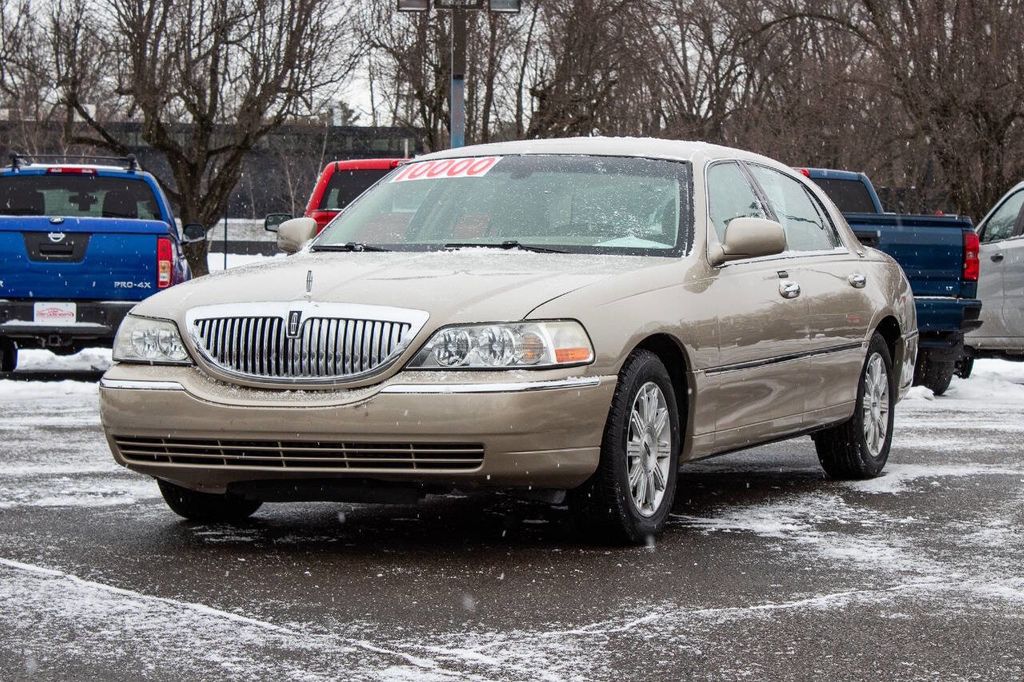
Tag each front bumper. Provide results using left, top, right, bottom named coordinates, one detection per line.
left=99, top=364, right=616, bottom=495
left=0, top=299, right=135, bottom=348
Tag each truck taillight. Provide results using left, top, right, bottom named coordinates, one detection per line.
left=157, top=237, right=173, bottom=288
left=963, top=231, right=980, bottom=282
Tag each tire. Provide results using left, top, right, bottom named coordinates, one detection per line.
left=955, top=351, right=974, bottom=379
left=570, top=350, right=681, bottom=544
left=813, top=333, right=895, bottom=480
left=157, top=478, right=262, bottom=522
left=0, top=339, right=16, bottom=373
left=914, top=353, right=955, bottom=395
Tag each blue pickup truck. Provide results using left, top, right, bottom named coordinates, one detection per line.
left=802, top=168, right=982, bottom=394
left=0, top=155, right=194, bottom=373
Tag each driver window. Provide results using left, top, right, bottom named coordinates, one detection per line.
left=981, top=190, right=1024, bottom=243
left=706, top=162, right=766, bottom=241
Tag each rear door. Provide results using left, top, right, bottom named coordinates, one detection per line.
left=975, top=188, right=1024, bottom=343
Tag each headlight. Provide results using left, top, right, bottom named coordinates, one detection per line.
left=408, top=321, right=593, bottom=369
left=112, top=315, right=191, bottom=365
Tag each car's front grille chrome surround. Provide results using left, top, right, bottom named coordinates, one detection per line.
left=185, top=302, right=429, bottom=384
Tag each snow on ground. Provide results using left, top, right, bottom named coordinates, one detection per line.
left=2, top=345, right=1023, bottom=679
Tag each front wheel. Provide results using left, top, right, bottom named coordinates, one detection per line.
left=813, top=333, right=895, bottom=479
left=157, top=479, right=262, bottom=522
left=570, top=350, right=681, bottom=544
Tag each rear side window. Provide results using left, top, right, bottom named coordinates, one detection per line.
left=318, top=169, right=391, bottom=210
left=747, top=165, right=840, bottom=252
left=981, top=190, right=1024, bottom=243
left=812, top=178, right=878, bottom=213
left=0, top=175, right=160, bottom=219
left=706, top=162, right=766, bottom=241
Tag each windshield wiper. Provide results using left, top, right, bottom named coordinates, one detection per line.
left=443, top=240, right=566, bottom=254
left=311, top=242, right=390, bottom=252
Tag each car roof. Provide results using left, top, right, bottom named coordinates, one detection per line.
left=414, top=136, right=791, bottom=170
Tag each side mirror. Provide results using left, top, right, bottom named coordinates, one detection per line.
left=277, top=217, right=318, bottom=254
left=182, top=223, right=207, bottom=244
left=709, top=217, right=786, bottom=265
left=264, top=212, right=292, bottom=233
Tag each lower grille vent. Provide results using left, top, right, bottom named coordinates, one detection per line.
left=115, top=437, right=484, bottom=471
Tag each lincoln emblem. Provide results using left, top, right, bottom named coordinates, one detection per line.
left=287, top=310, right=302, bottom=338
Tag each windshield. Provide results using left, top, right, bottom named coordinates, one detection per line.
left=318, top=168, right=392, bottom=210
left=315, top=155, right=692, bottom=255
left=0, top=174, right=161, bottom=219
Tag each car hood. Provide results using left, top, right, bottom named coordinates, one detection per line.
left=136, top=249, right=661, bottom=324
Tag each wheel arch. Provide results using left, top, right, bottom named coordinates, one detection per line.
left=874, top=315, right=901, bottom=362
left=630, top=333, right=696, bottom=460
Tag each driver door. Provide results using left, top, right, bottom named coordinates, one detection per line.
left=703, top=161, right=810, bottom=451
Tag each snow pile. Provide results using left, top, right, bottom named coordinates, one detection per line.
left=15, top=348, right=112, bottom=373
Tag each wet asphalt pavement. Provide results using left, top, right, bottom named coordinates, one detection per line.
left=1, top=362, right=1022, bottom=681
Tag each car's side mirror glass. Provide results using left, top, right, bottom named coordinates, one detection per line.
left=182, top=223, right=207, bottom=244
left=264, top=212, right=292, bottom=233
left=710, top=217, right=786, bottom=265
left=277, top=217, right=318, bottom=254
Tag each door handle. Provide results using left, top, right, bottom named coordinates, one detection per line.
left=991, top=253, right=1004, bottom=263
left=779, top=280, right=801, bottom=299
left=848, top=273, right=867, bottom=288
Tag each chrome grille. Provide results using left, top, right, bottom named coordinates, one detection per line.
left=186, top=302, right=428, bottom=383
left=115, top=436, right=484, bottom=471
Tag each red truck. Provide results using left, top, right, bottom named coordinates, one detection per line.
left=266, top=158, right=405, bottom=235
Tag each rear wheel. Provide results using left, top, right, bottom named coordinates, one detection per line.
left=813, top=333, right=895, bottom=479
left=570, top=350, right=681, bottom=544
left=955, top=351, right=975, bottom=379
left=157, top=479, right=262, bottom=522
left=914, top=353, right=955, bottom=395
left=0, top=339, right=16, bottom=373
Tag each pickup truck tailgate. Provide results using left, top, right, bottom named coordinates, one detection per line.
left=0, top=217, right=171, bottom=301
left=844, top=213, right=970, bottom=298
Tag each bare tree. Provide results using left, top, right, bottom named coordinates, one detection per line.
left=50, top=0, right=361, bottom=275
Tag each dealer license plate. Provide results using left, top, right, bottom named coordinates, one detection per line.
left=33, top=302, right=77, bottom=325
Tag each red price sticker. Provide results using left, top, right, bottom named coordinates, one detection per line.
left=391, top=157, right=502, bottom=183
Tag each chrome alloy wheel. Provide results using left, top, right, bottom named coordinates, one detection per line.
left=626, top=381, right=673, bottom=517
left=862, top=353, right=890, bottom=457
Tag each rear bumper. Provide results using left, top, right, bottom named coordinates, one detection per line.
left=0, top=299, right=135, bottom=348
left=98, top=364, right=615, bottom=495
left=915, top=296, right=982, bottom=341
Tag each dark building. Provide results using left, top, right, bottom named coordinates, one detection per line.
left=1, top=121, right=426, bottom=219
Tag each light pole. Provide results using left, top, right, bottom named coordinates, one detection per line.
left=397, top=0, right=521, bottom=149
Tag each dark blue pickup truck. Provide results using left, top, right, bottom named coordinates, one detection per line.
left=802, top=168, right=982, bottom=394
left=0, top=155, right=193, bottom=372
